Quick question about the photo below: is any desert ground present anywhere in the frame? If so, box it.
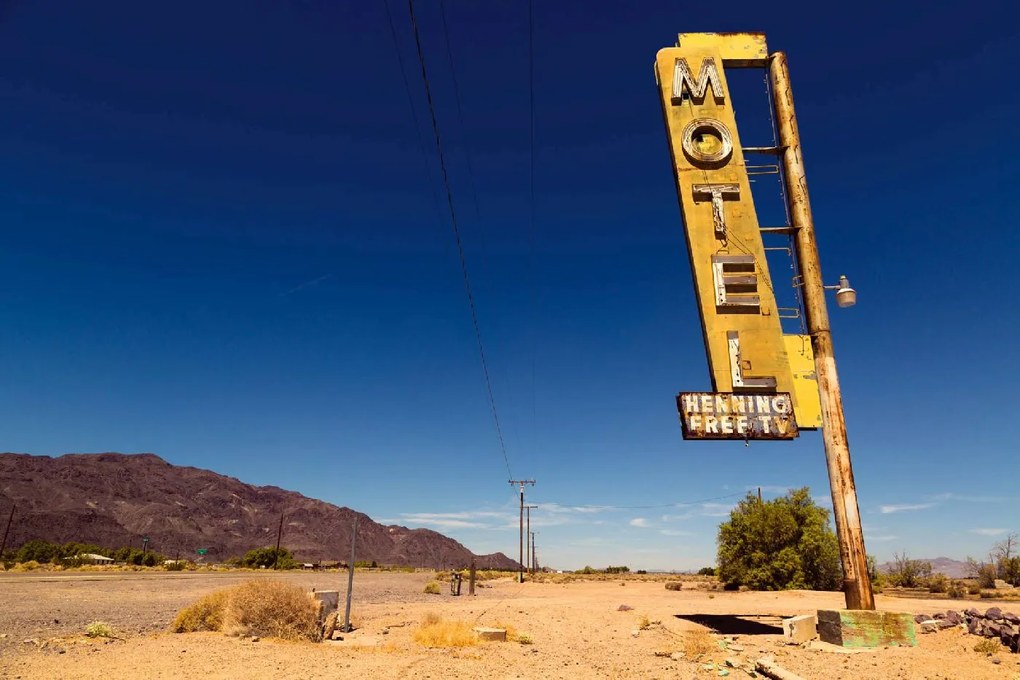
[1,570,1017,679]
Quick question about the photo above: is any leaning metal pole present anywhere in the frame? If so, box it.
[769,51,875,610]
[342,516,358,632]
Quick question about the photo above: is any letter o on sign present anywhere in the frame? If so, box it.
[681,118,733,167]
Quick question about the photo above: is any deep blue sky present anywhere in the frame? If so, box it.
[1,1,1018,570]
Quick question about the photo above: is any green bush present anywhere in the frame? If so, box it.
[85,621,114,638]
[240,547,297,570]
[697,567,716,576]
[926,573,949,593]
[16,540,60,564]
[886,553,932,588]
[716,488,840,591]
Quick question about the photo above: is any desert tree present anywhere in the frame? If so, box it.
[716,487,841,591]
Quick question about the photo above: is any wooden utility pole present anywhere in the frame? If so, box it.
[530,532,536,573]
[273,513,285,569]
[770,51,874,611]
[524,505,537,575]
[508,480,535,583]
[0,504,14,559]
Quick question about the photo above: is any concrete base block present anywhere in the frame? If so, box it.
[473,627,507,642]
[782,614,817,644]
[817,610,916,648]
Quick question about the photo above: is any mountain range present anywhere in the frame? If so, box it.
[0,452,517,569]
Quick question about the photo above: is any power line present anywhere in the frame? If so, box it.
[527,0,538,464]
[406,0,513,481]
[437,0,482,224]
[535,491,745,512]
[382,0,444,228]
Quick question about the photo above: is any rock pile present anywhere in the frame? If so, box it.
[914,607,1019,653]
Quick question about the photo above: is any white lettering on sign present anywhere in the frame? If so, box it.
[712,255,759,311]
[680,118,733,167]
[694,184,739,240]
[671,58,724,104]
[676,392,799,440]
[727,331,777,391]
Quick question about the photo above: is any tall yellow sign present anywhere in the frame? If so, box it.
[655,33,820,431]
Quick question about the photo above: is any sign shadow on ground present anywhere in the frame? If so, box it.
[674,613,784,635]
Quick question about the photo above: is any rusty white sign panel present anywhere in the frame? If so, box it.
[676,392,799,440]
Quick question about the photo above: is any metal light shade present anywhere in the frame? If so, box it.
[835,275,857,308]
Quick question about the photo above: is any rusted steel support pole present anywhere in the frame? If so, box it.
[769,51,874,611]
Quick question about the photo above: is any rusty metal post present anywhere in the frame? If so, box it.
[769,51,874,611]
[469,558,476,596]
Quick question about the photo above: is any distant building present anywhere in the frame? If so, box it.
[75,553,114,563]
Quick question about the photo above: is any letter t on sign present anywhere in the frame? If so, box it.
[693,184,739,240]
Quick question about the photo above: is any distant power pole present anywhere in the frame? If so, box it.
[508,480,535,583]
[273,513,285,569]
[0,504,15,558]
[524,505,537,575]
[530,532,536,573]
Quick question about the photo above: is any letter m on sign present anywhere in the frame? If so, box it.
[671,57,724,104]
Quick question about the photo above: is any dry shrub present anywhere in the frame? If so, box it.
[665,581,683,591]
[413,615,479,648]
[424,581,441,594]
[171,589,230,633]
[171,580,320,641]
[683,628,715,659]
[221,580,320,641]
[974,638,1001,655]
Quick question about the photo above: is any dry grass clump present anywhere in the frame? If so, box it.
[413,613,479,648]
[171,580,320,641]
[682,628,716,660]
[664,581,683,591]
[85,621,114,638]
[974,638,1002,655]
[171,589,230,633]
[424,580,441,594]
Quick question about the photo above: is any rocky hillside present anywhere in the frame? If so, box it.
[0,452,518,569]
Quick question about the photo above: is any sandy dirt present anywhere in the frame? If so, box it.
[1,571,1018,679]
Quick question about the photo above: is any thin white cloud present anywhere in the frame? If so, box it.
[659,529,694,537]
[868,534,899,542]
[629,518,650,528]
[748,485,794,494]
[384,517,489,529]
[660,512,694,522]
[970,528,1009,536]
[700,503,735,517]
[879,503,935,514]
[535,502,611,515]
[381,509,517,531]
[930,493,1016,504]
